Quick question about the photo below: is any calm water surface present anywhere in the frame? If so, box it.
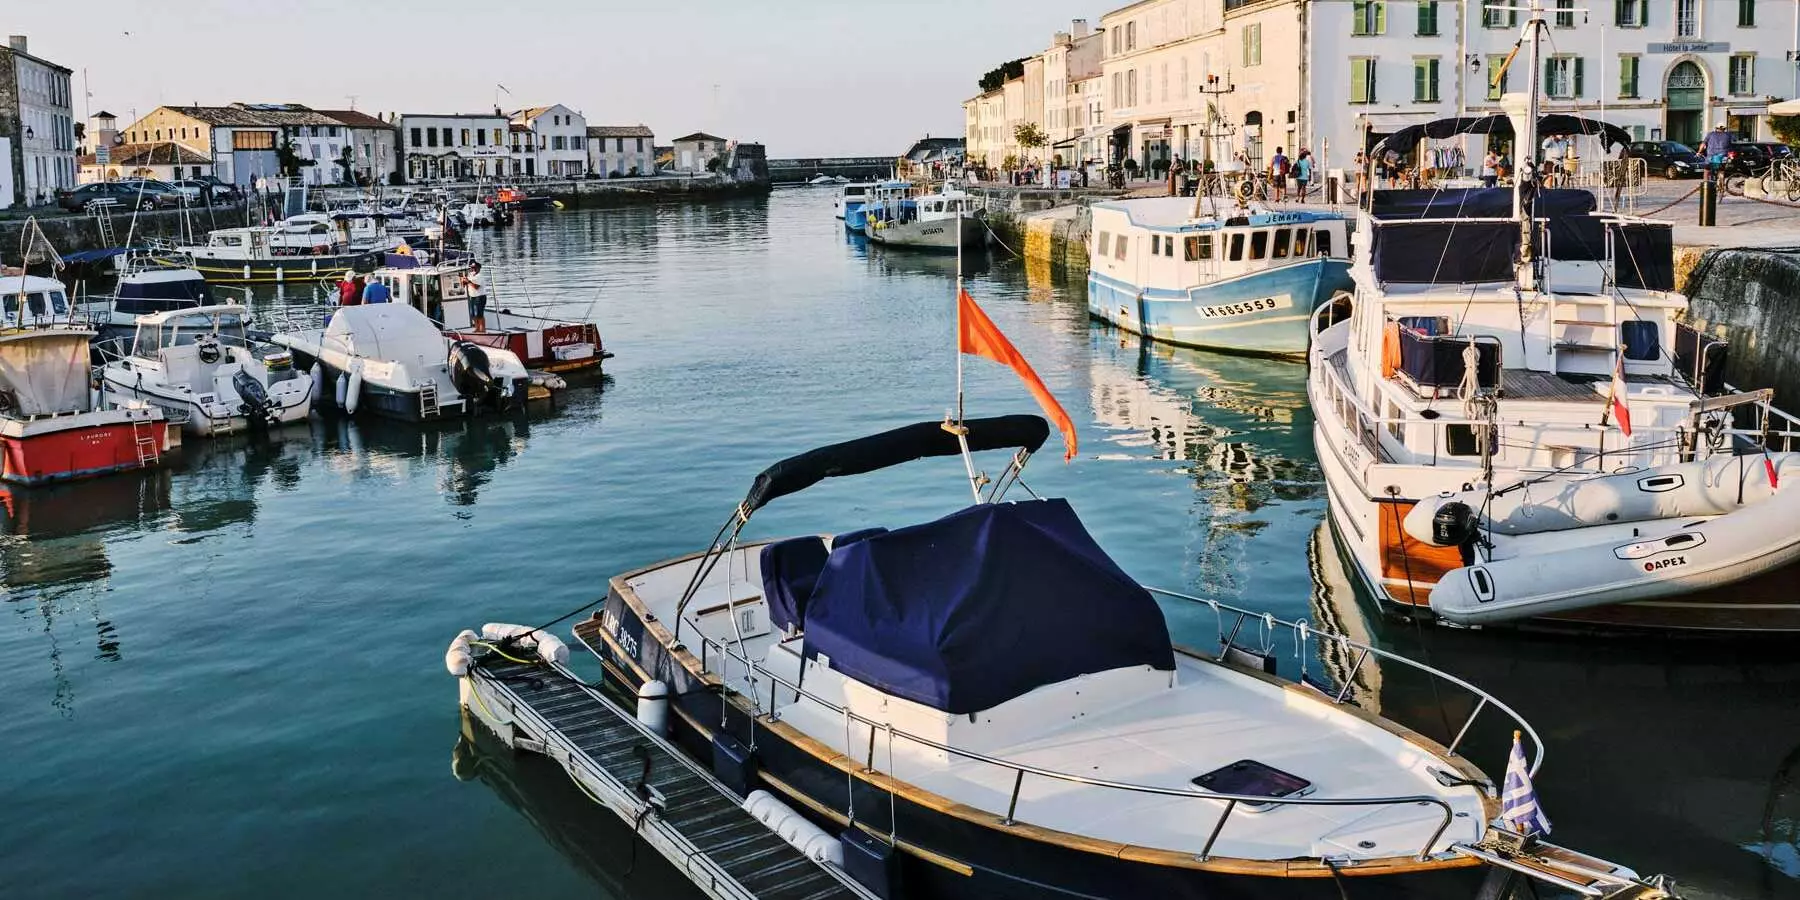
[2,190,1796,899]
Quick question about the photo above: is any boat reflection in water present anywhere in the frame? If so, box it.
[451,713,706,900]
[1309,521,1800,899]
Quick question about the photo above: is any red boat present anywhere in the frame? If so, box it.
[0,328,175,485]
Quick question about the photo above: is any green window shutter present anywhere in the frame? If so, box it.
[1432,59,1440,100]
[1371,60,1379,102]
[1545,58,1556,95]
[1414,61,1426,101]
[1352,60,1368,102]
[1353,1,1367,34]
[1574,57,1585,97]
[1377,1,1388,33]
[1638,0,1648,25]
[1613,0,1625,25]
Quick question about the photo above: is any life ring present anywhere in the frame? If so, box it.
[196,336,222,364]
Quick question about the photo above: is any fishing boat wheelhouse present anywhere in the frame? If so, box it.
[1310,12,1800,633]
[0,326,173,484]
[365,255,608,374]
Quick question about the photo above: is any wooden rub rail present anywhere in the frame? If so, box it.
[463,651,870,900]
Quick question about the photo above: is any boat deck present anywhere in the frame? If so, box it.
[464,649,871,900]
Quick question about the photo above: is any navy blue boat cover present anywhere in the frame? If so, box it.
[800,499,1174,714]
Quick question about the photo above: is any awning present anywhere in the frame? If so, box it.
[1770,99,1800,116]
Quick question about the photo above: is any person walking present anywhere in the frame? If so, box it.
[1270,146,1290,202]
[1293,150,1313,203]
[1481,149,1500,188]
[1702,123,1733,180]
[464,261,489,333]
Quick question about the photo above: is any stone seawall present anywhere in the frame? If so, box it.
[1,205,250,258]
[515,175,771,210]
[1682,248,1800,409]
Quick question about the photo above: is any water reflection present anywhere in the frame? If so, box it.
[451,716,706,900]
[1309,523,1800,899]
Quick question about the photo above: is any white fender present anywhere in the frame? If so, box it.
[345,369,363,415]
[334,370,348,409]
[741,790,842,866]
[308,362,324,407]
[445,629,478,676]
[636,680,670,736]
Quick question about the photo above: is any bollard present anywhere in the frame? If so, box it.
[1699,177,1717,226]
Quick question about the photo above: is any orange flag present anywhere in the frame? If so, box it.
[958,289,1079,461]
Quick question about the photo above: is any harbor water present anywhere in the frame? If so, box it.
[2,189,1797,899]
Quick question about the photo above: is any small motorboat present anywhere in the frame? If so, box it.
[560,415,1672,899]
[833,182,875,222]
[0,271,76,329]
[461,202,496,228]
[99,305,313,437]
[272,302,534,422]
[1,326,174,484]
[76,253,216,347]
[863,180,985,252]
[364,255,609,375]
[161,215,393,284]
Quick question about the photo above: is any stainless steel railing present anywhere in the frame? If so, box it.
[684,591,1530,863]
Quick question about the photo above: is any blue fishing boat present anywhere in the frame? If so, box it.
[844,180,911,233]
[1087,199,1353,358]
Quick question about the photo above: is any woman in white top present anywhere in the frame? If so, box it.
[1481,150,1499,188]
[464,262,488,333]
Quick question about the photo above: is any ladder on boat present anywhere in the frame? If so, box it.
[131,419,160,467]
[419,382,441,419]
[462,650,874,900]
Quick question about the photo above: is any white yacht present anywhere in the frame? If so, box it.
[100,305,313,437]
[1311,7,1800,633]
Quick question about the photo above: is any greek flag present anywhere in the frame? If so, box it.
[1500,731,1551,836]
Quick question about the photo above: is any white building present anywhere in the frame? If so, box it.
[82,111,119,156]
[964,89,1009,170]
[1305,0,1800,171]
[316,109,399,185]
[510,105,587,178]
[2,35,76,207]
[79,142,213,184]
[671,132,729,173]
[396,113,510,181]
[1100,0,1271,173]
[1043,22,1105,164]
[587,125,655,177]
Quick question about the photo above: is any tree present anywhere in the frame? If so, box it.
[1001,154,1020,173]
[979,58,1029,93]
[1773,115,1800,147]
[1014,123,1048,155]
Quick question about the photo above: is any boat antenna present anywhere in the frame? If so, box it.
[946,198,985,504]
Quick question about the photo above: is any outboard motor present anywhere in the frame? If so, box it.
[1430,501,1481,564]
[232,369,277,425]
[447,340,497,410]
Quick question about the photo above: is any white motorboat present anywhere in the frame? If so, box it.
[159,215,394,284]
[363,256,607,374]
[461,202,495,228]
[863,180,985,252]
[1,271,76,329]
[832,181,874,221]
[271,302,530,422]
[1309,4,1800,632]
[100,305,313,437]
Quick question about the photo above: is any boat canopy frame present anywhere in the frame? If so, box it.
[671,415,1050,644]
[1370,113,1632,159]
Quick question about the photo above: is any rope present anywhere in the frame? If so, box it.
[1638,183,1701,218]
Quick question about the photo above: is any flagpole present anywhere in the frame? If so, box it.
[951,192,983,504]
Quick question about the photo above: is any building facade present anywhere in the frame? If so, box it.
[1,35,76,207]
[79,142,212,183]
[1043,22,1105,163]
[316,109,399,185]
[396,114,510,181]
[587,125,656,176]
[123,106,280,188]
[510,105,587,177]
[121,103,401,188]
[964,89,1009,169]
[672,132,729,172]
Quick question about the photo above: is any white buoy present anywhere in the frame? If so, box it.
[308,363,324,407]
[742,790,843,866]
[636,680,670,736]
[345,370,363,415]
[333,371,348,409]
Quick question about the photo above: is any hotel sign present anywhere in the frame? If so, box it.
[1649,41,1730,54]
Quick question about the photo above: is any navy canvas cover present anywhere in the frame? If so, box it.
[1370,188,1595,220]
[801,499,1175,714]
[761,536,829,633]
[1371,220,1520,284]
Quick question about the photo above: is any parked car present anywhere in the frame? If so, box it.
[190,174,242,203]
[55,181,177,212]
[1723,141,1795,176]
[115,180,188,207]
[1628,140,1705,179]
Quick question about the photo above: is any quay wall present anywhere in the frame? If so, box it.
[1682,248,1800,410]
[0,205,246,259]
[510,174,771,210]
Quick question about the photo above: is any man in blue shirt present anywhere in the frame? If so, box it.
[363,279,392,304]
[1702,123,1733,173]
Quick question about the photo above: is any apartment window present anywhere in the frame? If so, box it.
[1484,6,1519,27]
[1740,0,1756,26]
[1555,0,1575,28]
[1485,54,1510,100]
[637,137,645,151]
[1127,21,1136,51]
[1128,69,1139,106]
[476,129,486,146]
[1546,56,1584,98]
[1413,57,1441,102]
[552,136,566,150]
[441,127,452,146]
[461,129,471,146]
[427,128,438,148]
[494,129,503,145]
[1615,0,1648,26]
[1160,64,1169,103]
[233,130,275,151]
[1676,0,1697,36]
[1619,54,1640,98]
[1352,1,1387,35]
[1110,26,1120,56]
[1112,72,1123,107]
[1350,58,1379,103]
[328,126,339,137]
[1242,23,1262,66]
[1730,54,1755,94]
[1417,1,1439,36]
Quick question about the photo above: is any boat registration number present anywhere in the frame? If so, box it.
[1199,294,1293,319]
[602,608,641,659]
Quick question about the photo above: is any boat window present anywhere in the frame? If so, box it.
[1249,231,1269,260]
[1097,232,1111,256]
[1184,235,1214,261]
[135,323,160,354]
[1163,236,1175,258]
[1292,229,1309,257]
[1149,235,1161,255]
[1621,321,1660,361]
[49,291,67,314]
[1116,235,1128,261]
[1314,229,1333,257]
[1228,233,1245,261]
[1273,229,1291,259]
[25,293,47,316]
[1,294,16,315]
[1446,424,1499,457]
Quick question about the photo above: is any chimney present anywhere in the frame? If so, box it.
[7,35,27,53]
[1071,19,1090,40]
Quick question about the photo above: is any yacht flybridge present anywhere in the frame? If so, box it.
[561,415,1671,899]
[1311,5,1800,632]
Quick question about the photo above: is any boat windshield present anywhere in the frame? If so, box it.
[1,291,68,318]
[135,312,248,355]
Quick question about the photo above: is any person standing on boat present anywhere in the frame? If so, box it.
[363,278,391,304]
[337,272,358,307]
[1540,134,1568,188]
[1481,149,1500,188]
[464,262,488,333]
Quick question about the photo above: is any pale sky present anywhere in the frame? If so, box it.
[10,0,1096,157]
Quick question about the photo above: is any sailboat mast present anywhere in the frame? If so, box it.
[1519,2,1543,267]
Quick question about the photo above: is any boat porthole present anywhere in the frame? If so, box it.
[1606,512,1619,521]
[1358,841,1377,849]
[1456,812,1470,818]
